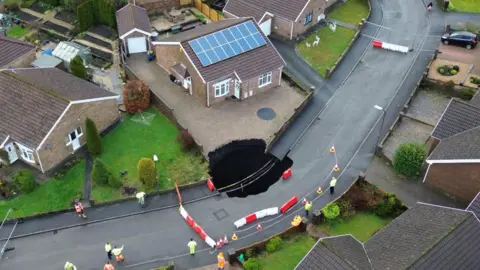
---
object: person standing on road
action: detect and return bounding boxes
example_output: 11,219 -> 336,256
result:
104,261 -> 115,270
427,2 -> 433,11
330,177 -> 337,194
217,252 -> 226,270
64,261 -> 77,270
188,238 -> 197,255
74,201 -> 86,218
105,242 -> 112,260
305,201 -> 312,216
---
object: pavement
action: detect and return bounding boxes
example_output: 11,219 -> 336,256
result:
0,1 -> 472,270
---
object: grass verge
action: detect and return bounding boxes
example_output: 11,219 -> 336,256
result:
91,107 -> 208,203
449,0 -> 480,13
297,27 -> 356,77
318,212 -> 392,242
0,161 -> 85,219
328,0 -> 370,25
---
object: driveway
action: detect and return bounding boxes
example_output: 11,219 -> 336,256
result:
438,43 -> 480,75
125,55 -> 305,154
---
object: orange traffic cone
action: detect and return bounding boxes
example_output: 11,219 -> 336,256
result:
257,224 -> 262,231
316,187 -> 323,194
232,233 -> 238,241
330,146 -> 335,153
302,198 -> 307,204
224,234 -> 228,245
333,164 -> 339,172
217,238 -> 224,248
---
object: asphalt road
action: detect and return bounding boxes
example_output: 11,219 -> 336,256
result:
0,0 -> 455,269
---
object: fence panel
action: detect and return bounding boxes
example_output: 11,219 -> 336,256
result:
194,0 -> 202,10
202,4 -> 210,16
180,0 -> 192,5
218,14 -> 224,20
210,9 -> 218,21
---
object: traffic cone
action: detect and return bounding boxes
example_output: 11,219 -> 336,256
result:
257,224 -> 262,231
333,164 -> 339,172
316,187 -> 323,194
330,146 -> 335,153
302,198 -> 307,204
217,238 -> 224,248
232,232 -> 238,241
224,234 -> 228,245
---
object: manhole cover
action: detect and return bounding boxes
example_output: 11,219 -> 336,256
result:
257,107 -> 276,120
213,209 -> 229,221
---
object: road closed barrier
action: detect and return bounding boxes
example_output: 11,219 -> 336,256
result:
179,205 -> 216,248
234,207 -> 279,228
280,195 -> 298,214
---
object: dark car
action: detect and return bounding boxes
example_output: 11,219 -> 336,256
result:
441,31 -> 478,49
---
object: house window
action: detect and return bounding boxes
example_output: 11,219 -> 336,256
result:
305,12 -> 313,25
214,79 -> 230,97
16,143 -> 35,163
258,72 -> 272,87
66,126 -> 83,146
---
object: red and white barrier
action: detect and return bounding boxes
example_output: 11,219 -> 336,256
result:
234,207 -> 279,229
280,195 -> 298,214
372,40 -> 409,53
179,205 -> 216,248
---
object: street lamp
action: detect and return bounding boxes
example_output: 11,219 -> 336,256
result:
374,105 -> 387,153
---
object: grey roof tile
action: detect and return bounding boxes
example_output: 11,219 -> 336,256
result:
467,192 -> 480,219
428,126 -> 480,160
431,99 -> 480,140
410,214 -> 480,270
116,4 -> 151,37
295,238 -> 357,270
0,36 -> 35,68
224,0 -> 309,22
323,236 -> 371,270
171,63 -> 189,78
469,91 -> 480,108
365,203 -> 470,270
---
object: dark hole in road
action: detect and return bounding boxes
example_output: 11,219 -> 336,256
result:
208,139 -> 293,198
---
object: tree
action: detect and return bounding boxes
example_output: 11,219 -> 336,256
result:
12,169 -> 37,193
77,0 -> 95,31
91,159 -> 120,187
178,130 -> 196,151
70,55 -> 88,79
392,142 -> 426,178
123,80 -> 151,114
137,158 -> 156,188
243,258 -> 261,270
322,202 -> 340,220
85,118 -> 102,155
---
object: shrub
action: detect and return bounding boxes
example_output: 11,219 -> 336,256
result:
443,80 -> 455,91
459,87 -> 477,100
470,76 -> 480,85
392,142 -> 426,178
0,180 -> 16,199
438,68 -> 444,74
243,258 -> 261,270
452,65 -> 460,71
77,0 -> 116,31
338,199 -> 356,218
12,169 -> 37,193
70,55 -> 88,79
245,248 -> 256,258
91,159 -> 120,187
374,193 -> 406,218
137,158 -> 156,188
178,130 -> 196,151
450,69 -> 457,75
85,118 -> 102,155
322,202 -> 340,220
77,0 -> 95,31
0,149 -> 10,165
4,0 -> 19,11
123,80 -> 151,114
265,236 -> 283,252
41,0 -> 60,7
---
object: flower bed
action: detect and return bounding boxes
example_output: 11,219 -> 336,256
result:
81,34 -> 112,50
437,65 -> 460,76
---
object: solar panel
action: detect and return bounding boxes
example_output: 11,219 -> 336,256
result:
188,21 -> 267,67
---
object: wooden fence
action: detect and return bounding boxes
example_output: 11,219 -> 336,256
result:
180,0 -> 192,5
194,0 -> 224,21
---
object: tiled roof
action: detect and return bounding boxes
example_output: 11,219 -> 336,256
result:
116,4 -> 151,37
171,18 -> 284,82
467,192 -> 480,219
469,90 -> 480,108
322,236 -> 371,270
0,36 -> 35,68
295,237 -> 358,270
171,63 -> 189,78
365,203 -> 470,270
224,0 -> 309,22
428,126 -> 480,160
0,68 -> 117,148
410,214 -> 480,270
431,98 -> 480,140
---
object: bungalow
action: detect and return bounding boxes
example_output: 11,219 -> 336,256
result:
223,0 -> 336,39
423,94 -> 480,202
116,3 -> 152,55
0,36 -> 36,68
151,18 -> 285,107
0,68 -> 120,174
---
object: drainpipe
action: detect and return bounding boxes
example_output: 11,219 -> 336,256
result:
206,82 -> 210,107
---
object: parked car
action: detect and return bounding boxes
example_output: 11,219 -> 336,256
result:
441,31 -> 478,49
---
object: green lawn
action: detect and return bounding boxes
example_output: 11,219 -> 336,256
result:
7,25 -> 28,38
297,27 -> 356,77
91,108 -> 208,203
328,0 -> 370,25
449,0 -> 480,13
318,212 -> 392,242
257,234 -> 316,270
0,161 -> 85,219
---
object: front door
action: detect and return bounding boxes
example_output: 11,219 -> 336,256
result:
69,130 -> 81,151
183,77 -> 192,95
234,80 -> 241,99
5,143 -> 18,163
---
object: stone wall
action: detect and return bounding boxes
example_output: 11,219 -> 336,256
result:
130,0 -> 180,15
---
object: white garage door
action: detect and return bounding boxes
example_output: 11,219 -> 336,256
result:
127,37 -> 147,54
260,19 -> 272,36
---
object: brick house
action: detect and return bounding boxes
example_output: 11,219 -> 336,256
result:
423,94 -> 480,202
151,18 -> 285,107
0,36 -> 36,68
223,0 -> 335,39
116,4 -> 152,55
0,68 -> 120,174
